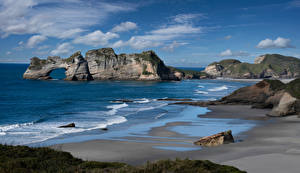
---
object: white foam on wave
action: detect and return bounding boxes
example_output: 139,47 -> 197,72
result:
208,85 -> 228,92
155,113 -> 167,119
106,103 -> 128,115
198,85 -> 204,88
195,90 -> 208,94
0,122 -> 33,132
134,98 -> 150,103
137,103 -> 168,112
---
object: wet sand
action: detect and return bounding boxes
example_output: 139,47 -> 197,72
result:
51,105 -> 300,173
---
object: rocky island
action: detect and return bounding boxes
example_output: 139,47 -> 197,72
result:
23,48 -> 210,81
204,54 -> 300,79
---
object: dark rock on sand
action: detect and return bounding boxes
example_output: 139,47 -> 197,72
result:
59,123 -> 75,128
194,130 -> 234,147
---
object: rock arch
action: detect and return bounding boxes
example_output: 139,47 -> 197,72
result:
23,52 -> 92,80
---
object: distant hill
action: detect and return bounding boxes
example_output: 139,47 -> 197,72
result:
204,54 -> 300,79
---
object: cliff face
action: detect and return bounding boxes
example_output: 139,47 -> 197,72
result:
85,48 -> 180,80
23,48 -> 181,81
204,54 -> 300,79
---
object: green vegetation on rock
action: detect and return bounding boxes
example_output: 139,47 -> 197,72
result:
209,59 -> 241,66
0,144 -> 245,173
28,57 -> 47,70
139,51 -> 163,67
285,78 -> 300,99
262,79 -> 286,91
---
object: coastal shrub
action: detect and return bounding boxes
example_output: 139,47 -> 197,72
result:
286,78 -> 300,99
0,144 -> 246,173
28,57 -> 47,70
263,79 -> 286,91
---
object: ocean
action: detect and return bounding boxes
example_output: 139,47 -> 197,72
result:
0,64 -> 256,147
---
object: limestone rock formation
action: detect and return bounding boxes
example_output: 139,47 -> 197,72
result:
23,52 -> 92,80
194,130 -> 234,147
23,48 -> 182,81
268,92 -> 298,117
204,54 -> 300,79
85,48 -> 180,80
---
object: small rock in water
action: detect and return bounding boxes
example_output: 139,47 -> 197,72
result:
59,123 -> 75,128
157,98 -> 192,101
112,99 -> 133,103
101,128 -> 108,131
194,130 -> 234,147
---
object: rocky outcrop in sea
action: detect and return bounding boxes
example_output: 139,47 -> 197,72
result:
23,48 -> 184,81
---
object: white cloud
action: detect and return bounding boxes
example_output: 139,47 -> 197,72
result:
37,45 -> 49,50
111,21 -> 137,32
73,30 -> 119,47
0,0 -> 135,38
220,49 -> 233,56
50,42 -> 73,55
161,41 -> 188,52
112,24 -> 202,49
6,51 -> 11,55
172,13 -> 206,24
219,49 -> 249,57
224,35 -> 232,40
256,37 -> 294,49
151,25 -> 202,35
26,35 -> 47,48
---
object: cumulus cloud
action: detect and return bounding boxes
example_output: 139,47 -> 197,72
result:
111,21 -> 137,32
73,30 -> 119,47
26,35 -> 47,48
50,42 -> 73,55
256,37 -> 294,49
0,0 -> 135,38
161,41 -> 188,52
219,49 -> 249,57
112,24 -> 202,49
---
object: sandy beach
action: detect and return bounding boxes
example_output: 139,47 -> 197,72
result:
51,105 -> 300,173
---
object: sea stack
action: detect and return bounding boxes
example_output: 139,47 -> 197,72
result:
23,48 -> 182,81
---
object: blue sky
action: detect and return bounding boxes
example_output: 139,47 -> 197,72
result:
0,0 -> 299,66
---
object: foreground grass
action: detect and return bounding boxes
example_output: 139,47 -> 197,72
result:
0,144 -> 245,173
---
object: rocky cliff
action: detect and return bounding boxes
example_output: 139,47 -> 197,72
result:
174,79 -> 300,117
204,54 -> 300,79
23,48 -> 182,81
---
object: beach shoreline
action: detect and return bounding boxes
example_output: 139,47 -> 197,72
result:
50,104 -> 300,173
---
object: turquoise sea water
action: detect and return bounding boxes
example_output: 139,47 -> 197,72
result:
0,63 -> 255,146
